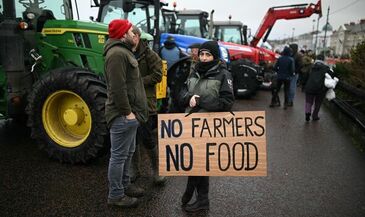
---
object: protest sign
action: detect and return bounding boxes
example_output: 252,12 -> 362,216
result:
158,111 -> 267,176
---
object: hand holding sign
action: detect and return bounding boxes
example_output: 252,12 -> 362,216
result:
189,95 -> 200,107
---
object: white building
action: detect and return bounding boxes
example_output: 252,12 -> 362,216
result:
330,19 -> 365,57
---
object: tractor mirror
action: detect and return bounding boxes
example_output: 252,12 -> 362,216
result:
123,0 -> 135,13
242,25 -> 247,36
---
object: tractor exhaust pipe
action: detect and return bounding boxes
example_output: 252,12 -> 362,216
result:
208,10 -> 214,39
2,0 -> 16,19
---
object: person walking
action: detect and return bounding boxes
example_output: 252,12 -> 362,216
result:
288,43 -> 303,106
103,19 -> 148,208
130,26 -> 166,186
269,46 -> 295,108
179,41 -> 235,212
304,54 -> 333,121
300,50 -> 314,91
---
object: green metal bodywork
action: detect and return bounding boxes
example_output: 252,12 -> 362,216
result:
36,20 -> 108,76
0,1 -> 155,120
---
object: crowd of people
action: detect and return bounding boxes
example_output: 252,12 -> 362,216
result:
102,18 -> 336,213
270,44 -> 334,121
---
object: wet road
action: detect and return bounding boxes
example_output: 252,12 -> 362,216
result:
1,90 -> 365,217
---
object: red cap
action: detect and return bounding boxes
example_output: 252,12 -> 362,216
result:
108,19 -> 132,39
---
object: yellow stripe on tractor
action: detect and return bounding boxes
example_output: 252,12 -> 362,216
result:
156,60 -> 168,99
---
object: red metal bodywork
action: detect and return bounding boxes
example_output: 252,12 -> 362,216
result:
217,1 -> 321,66
250,0 -> 322,47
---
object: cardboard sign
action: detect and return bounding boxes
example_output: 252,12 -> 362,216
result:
158,111 -> 267,176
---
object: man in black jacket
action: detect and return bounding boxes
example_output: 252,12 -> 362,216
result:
270,46 -> 295,108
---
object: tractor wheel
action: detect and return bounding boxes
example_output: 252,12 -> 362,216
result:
26,67 -> 107,164
230,59 -> 261,98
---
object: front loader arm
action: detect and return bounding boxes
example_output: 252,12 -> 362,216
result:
250,0 -> 322,47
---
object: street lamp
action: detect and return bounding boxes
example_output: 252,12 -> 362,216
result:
314,16 -> 321,55
292,28 -> 295,42
322,6 -> 332,56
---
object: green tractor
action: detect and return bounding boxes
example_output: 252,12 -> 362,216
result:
0,0 -> 166,163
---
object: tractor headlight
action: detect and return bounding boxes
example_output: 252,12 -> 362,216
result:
220,46 -> 230,63
26,12 -> 36,20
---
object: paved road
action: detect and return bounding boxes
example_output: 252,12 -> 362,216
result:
1,90 -> 365,217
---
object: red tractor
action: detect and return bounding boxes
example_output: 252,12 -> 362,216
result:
211,0 -> 322,94
165,0 -> 321,97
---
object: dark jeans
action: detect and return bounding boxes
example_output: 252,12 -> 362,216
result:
184,176 -> 209,201
108,116 -> 139,199
305,93 -> 325,118
271,78 -> 291,105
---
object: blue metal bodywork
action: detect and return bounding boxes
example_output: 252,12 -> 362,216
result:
160,33 -> 230,63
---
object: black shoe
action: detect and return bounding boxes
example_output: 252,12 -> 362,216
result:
125,184 -> 144,197
269,103 -> 280,108
312,117 -> 320,121
305,113 -> 311,122
181,191 -> 194,206
153,175 -> 167,186
184,199 -> 209,212
287,102 -> 293,107
107,196 -> 138,208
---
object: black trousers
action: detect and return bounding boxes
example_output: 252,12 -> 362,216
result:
132,115 -> 158,178
136,115 -> 157,149
271,78 -> 291,105
185,176 -> 209,201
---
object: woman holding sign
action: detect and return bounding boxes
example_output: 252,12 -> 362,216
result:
179,41 -> 235,212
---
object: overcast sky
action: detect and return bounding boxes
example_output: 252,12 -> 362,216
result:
78,0 -> 365,40
170,0 -> 365,40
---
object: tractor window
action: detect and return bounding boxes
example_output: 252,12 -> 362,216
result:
100,1 -> 150,33
148,6 -> 165,34
178,16 -> 201,37
15,0 -> 68,19
216,26 -> 243,44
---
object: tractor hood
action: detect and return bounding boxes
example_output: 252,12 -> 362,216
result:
160,33 -> 230,63
218,41 -> 259,63
42,20 -> 108,35
258,47 -> 279,65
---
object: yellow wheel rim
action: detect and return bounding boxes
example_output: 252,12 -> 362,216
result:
42,90 -> 92,148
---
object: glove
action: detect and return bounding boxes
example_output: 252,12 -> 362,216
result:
189,95 -> 200,108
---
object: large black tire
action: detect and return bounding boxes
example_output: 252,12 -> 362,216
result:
230,59 -> 261,98
260,70 -> 276,91
26,67 -> 107,164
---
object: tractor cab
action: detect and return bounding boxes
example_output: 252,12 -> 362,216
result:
212,20 -> 248,45
96,0 -> 168,51
174,9 -> 209,38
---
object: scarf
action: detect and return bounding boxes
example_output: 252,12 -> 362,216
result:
195,59 -> 220,75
